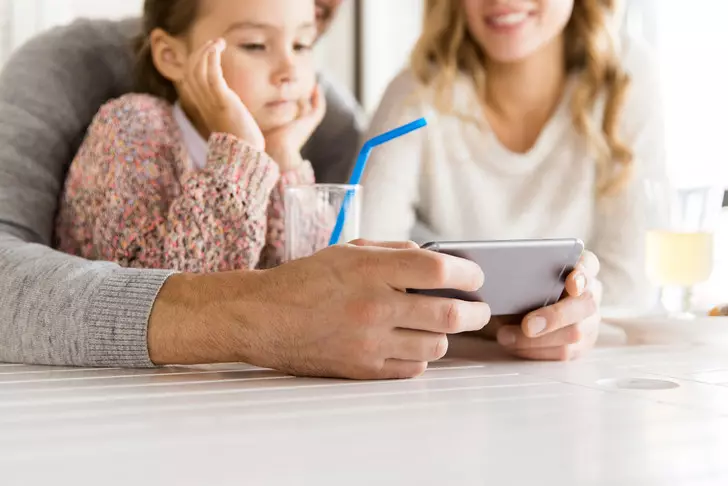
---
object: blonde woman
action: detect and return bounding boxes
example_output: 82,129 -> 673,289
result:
361,0 -> 665,360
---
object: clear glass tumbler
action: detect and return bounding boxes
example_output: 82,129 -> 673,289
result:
284,184 -> 362,262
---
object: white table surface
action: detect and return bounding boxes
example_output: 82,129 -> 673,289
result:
2,327 -> 728,486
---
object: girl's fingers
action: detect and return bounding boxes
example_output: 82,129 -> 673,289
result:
194,44 -> 212,106
207,40 -> 228,107
296,98 -> 309,119
309,84 -> 326,123
310,83 -> 325,111
185,39 -> 213,97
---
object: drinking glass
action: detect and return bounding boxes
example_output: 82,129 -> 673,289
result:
644,180 -> 724,314
284,184 -> 362,262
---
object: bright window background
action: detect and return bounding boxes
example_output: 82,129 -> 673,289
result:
358,0 -> 423,112
626,0 -> 728,188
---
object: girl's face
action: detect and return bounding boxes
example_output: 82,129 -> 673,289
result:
186,0 -> 317,132
462,0 -> 574,64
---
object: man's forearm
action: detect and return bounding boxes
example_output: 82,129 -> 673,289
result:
147,270 -> 274,366
0,226 -> 172,367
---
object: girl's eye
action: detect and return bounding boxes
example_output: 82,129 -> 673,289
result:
294,43 -> 313,52
239,43 -> 266,51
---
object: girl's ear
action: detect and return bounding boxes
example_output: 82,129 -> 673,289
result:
150,28 -> 189,83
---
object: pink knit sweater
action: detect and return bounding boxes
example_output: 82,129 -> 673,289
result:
55,94 -> 315,272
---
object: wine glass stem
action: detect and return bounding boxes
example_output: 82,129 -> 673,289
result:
680,285 -> 693,314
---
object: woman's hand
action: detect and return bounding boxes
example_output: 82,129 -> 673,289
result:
181,38 -> 265,151
263,84 -> 326,172
495,251 -> 602,361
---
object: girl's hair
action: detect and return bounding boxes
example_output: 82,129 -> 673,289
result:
134,0 -> 201,103
411,0 -> 632,195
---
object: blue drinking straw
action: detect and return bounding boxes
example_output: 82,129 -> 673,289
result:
328,117 -> 428,246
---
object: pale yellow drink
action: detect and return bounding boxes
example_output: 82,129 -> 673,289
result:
645,230 -> 714,286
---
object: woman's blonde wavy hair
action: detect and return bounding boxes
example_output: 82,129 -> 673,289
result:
411,0 -> 632,195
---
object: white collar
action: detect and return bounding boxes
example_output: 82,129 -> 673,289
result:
173,102 -> 208,170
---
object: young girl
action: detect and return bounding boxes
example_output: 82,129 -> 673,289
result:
361,0 -> 665,310
55,0 -> 325,272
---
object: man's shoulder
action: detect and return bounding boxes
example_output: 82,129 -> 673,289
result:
1,17 -> 140,100
21,17 -> 140,55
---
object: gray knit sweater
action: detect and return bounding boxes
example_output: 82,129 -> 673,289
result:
0,18 -> 365,367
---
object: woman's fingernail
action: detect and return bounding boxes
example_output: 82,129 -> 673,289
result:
497,328 -> 516,347
575,273 -> 587,294
526,316 -> 547,336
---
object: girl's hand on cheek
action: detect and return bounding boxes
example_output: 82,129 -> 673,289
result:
181,38 -> 265,151
263,84 -> 326,172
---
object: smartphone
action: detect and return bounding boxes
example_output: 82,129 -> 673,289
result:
408,238 -> 584,316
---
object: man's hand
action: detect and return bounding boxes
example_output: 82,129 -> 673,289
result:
148,241 -> 492,379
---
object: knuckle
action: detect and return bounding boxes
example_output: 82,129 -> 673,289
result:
348,298 -> 385,327
443,301 -> 462,333
562,344 -> 578,361
581,291 -> 598,315
427,255 -> 450,287
357,330 -> 384,361
546,305 -> 565,326
392,361 -> 428,379
567,325 -> 583,344
360,335 -> 379,358
326,244 -> 349,259
355,253 -> 381,279
360,360 -> 387,380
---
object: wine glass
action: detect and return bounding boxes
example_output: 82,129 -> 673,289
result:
644,180 -> 724,315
